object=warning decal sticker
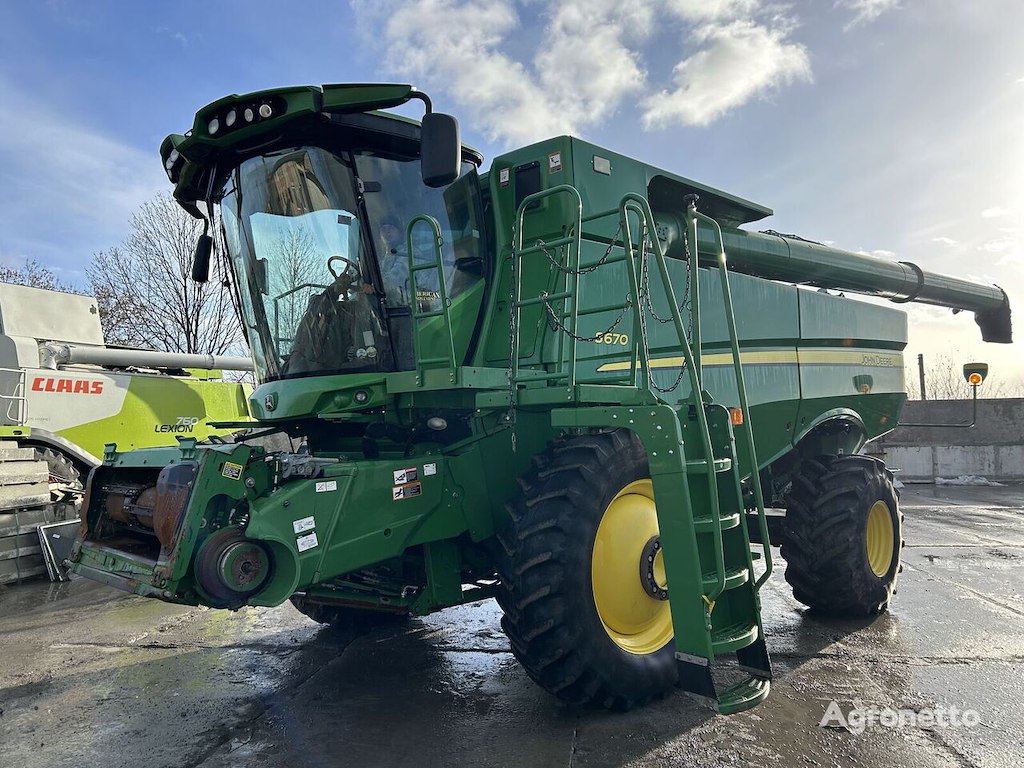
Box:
[221,461,243,480]
[392,483,423,501]
[394,467,418,485]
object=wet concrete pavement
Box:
[1,483,1022,768]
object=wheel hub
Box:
[866,500,895,577]
[195,528,272,607]
[591,480,674,655]
[219,541,271,591]
[639,536,669,600]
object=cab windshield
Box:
[220,145,484,381]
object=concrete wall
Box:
[868,398,1024,482]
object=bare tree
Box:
[0,259,81,293]
[88,194,241,354]
[266,228,322,346]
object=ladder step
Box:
[717,676,771,715]
[579,252,628,269]
[513,371,569,383]
[518,235,575,254]
[685,458,732,474]
[701,566,749,592]
[517,291,571,308]
[693,512,740,533]
[711,622,759,655]
[577,301,631,316]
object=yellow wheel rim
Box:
[866,500,895,577]
[591,480,674,655]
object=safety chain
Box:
[636,284,686,394]
[542,292,632,341]
[634,222,693,394]
[506,231,520,451]
[507,214,699,413]
[535,222,622,276]
[640,232,692,335]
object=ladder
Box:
[405,215,458,387]
[512,187,775,713]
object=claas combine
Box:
[70,84,1012,713]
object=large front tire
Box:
[496,431,678,710]
[782,454,902,616]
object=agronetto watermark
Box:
[819,700,981,735]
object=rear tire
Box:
[33,447,84,502]
[496,430,678,710]
[782,454,902,616]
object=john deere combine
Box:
[70,84,1012,713]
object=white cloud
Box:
[931,236,959,246]
[665,0,760,23]
[978,238,1015,254]
[642,20,811,129]
[534,1,653,133]
[0,76,166,273]
[981,206,1012,218]
[837,0,901,29]
[351,0,813,142]
[356,0,651,145]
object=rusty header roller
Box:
[694,227,1012,344]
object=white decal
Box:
[296,532,319,552]
[292,516,316,534]
[315,480,338,493]
[423,463,437,477]
[22,368,129,432]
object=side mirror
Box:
[192,234,213,282]
[963,362,988,386]
[421,112,460,188]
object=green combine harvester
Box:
[70,84,1012,713]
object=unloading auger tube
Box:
[674,225,1012,343]
[39,342,254,371]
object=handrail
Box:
[691,208,773,589]
[0,367,28,425]
[407,214,457,387]
[512,185,584,388]
[898,384,980,428]
[619,193,726,602]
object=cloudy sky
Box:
[0,0,1021,390]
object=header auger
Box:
[70,83,1011,713]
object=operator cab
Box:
[216,117,486,383]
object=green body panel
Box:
[71,85,1009,713]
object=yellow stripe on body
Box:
[596,349,903,373]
